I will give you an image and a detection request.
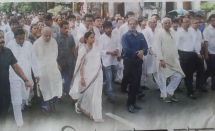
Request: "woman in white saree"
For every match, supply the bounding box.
[69,32,103,123]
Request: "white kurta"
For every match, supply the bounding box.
[33,37,62,101]
[70,45,103,122]
[156,29,185,78]
[142,27,158,74]
[7,40,41,105]
[4,31,14,46]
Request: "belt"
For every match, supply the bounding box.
[124,57,142,61]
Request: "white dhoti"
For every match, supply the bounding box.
[115,60,124,83]
[140,56,147,86]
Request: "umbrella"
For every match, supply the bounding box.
[168,9,189,16]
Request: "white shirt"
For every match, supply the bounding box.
[176,28,194,52]
[118,22,129,42]
[2,22,10,32]
[203,24,215,54]
[98,33,120,67]
[0,24,7,34]
[31,17,39,25]
[4,30,14,46]
[170,27,178,34]
[189,27,203,54]
[76,24,100,48]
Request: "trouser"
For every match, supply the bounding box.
[203,55,212,88]
[40,91,59,110]
[0,93,11,126]
[195,56,205,89]
[123,58,143,106]
[152,72,160,89]
[178,50,197,96]
[203,54,215,89]
[12,100,26,126]
[158,70,183,98]
[104,65,118,97]
[140,57,147,86]
[61,64,73,96]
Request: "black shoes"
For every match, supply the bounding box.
[133,104,142,110]
[188,94,196,99]
[127,104,142,113]
[141,86,149,90]
[137,93,145,99]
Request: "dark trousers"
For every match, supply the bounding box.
[195,56,205,89]
[123,58,143,105]
[178,50,197,96]
[203,54,215,89]
[61,64,74,96]
[0,93,11,125]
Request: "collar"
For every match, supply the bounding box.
[59,32,68,38]
[127,30,140,36]
[181,27,189,32]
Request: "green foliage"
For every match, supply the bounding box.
[47,5,69,16]
[0,2,11,13]
[16,2,45,14]
[200,3,215,13]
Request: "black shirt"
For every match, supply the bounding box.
[27,35,40,44]
[0,47,17,94]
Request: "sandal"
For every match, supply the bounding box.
[42,108,50,116]
[49,102,56,113]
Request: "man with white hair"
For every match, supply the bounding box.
[122,17,148,113]
[156,18,185,102]
[142,17,160,89]
[33,27,62,116]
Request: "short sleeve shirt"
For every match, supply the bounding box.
[55,32,76,67]
[0,47,17,94]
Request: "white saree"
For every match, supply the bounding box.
[69,44,103,123]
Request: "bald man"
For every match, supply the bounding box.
[33,27,62,116]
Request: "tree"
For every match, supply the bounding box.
[0,2,12,13]
[15,2,45,14]
[200,2,215,13]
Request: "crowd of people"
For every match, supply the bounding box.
[0,9,215,128]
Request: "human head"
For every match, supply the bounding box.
[125,12,135,20]
[84,14,94,28]
[106,12,110,17]
[180,17,190,30]
[37,21,44,31]
[56,18,62,26]
[13,27,25,45]
[38,10,45,20]
[60,21,69,36]
[52,16,56,22]
[27,15,32,25]
[208,14,215,27]
[148,17,157,29]
[116,18,123,29]
[9,18,19,30]
[114,13,121,20]
[75,14,81,23]
[2,15,8,24]
[189,12,195,19]
[44,14,53,27]
[61,13,67,21]
[172,18,179,31]
[127,17,138,32]
[41,27,52,42]
[161,18,171,31]
[67,15,76,23]
[103,21,112,36]
[191,17,200,30]
[0,30,5,48]
[94,16,102,28]
[151,14,159,21]
[138,16,147,27]
[30,24,39,35]
[17,16,24,27]
[84,32,95,44]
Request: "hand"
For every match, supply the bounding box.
[160,60,166,68]
[25,81,33,91]
[198,54,202,59]
[35,77,40,83]
[136,50,144,59]
[149,48,153,55]
[80,36,85,43]
[205,53,209,61]
[81,77,86,86]
[117,56,121,61]
[58,65,62,71]
[88,25,93,32]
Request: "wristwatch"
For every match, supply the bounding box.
[23,79,29,83]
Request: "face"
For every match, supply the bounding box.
[42,30,51,42]
[76,16,81,23]
[172,22,179,30]
[57,15,61,19]
[61,24,69,35]
[2,16,7,23]
[15,34,25,45]
[162,20,171,30]
[44,18,52,26]
[94,19,102,28]
[117,20,123,28]
[18,19,24,27]
[85,34,95,44]
[141,19,148,26]
[27,16,32,22]
[31,25,39,34]
[84,17,93,27]
[149,19,157,29]
[10,23,19,30]
[182,18,190,29]
[128,19,137,32]
[68,17,76,23]
[57,18,62,25]
[115,14,121,20]
[210,18,215,26]
[0,32,5,47]
[22,18,26,25]
[191,20,199,29]
[37,22,44,30]
[62,15,66,21]
[38,12,44,19]
[104,26,112,35]
[128,14,135,19]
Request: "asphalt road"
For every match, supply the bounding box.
[2,75,215,131]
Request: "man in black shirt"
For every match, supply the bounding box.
[0,30,32,127]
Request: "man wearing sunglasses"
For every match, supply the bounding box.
[31,10,44,25]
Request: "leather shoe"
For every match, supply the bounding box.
[133,104,142,110]
[188,94,196,99]
[141,86,149,90]
[127,105,135,113]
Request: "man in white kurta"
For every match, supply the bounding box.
[6,28,40,126]
[4,18,19,46]
[142,17,160,89]
[33,27,62,115]
[156,18,185,102]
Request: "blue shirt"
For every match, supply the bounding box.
[112,21,117,29]
[122,31,148,59]
[199,23,204,33]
